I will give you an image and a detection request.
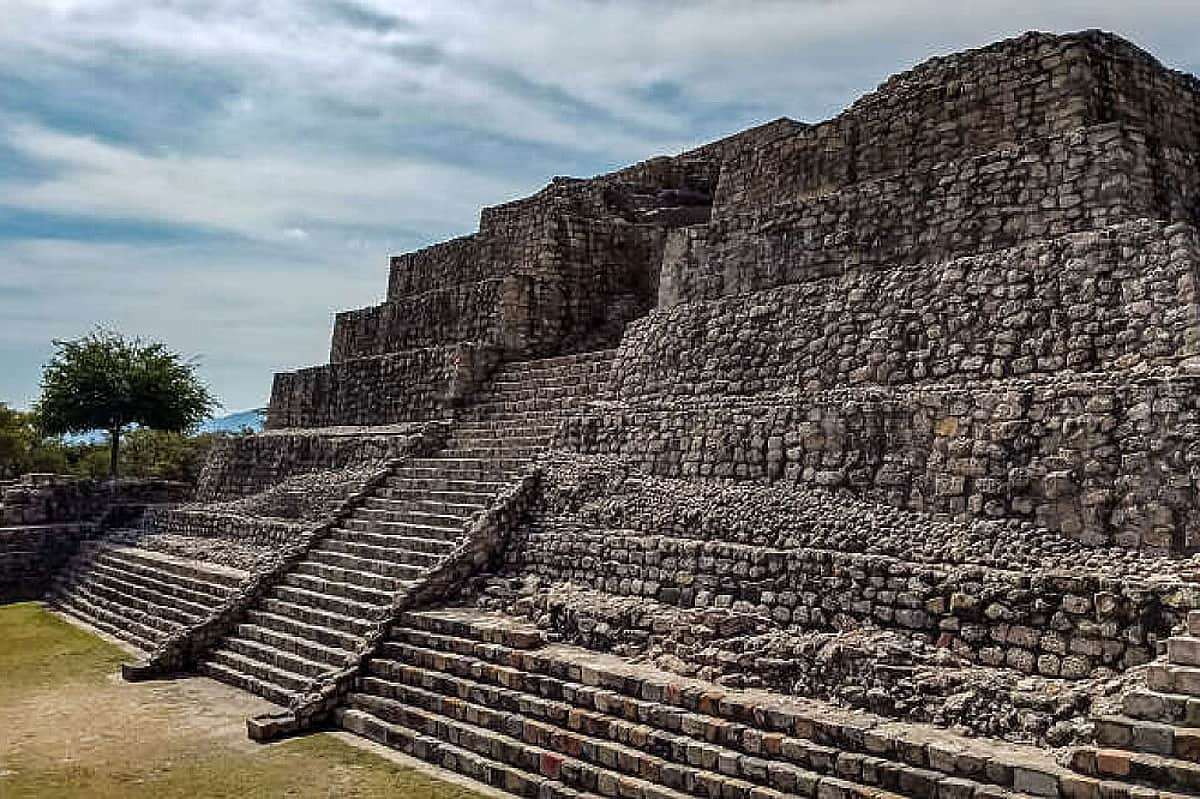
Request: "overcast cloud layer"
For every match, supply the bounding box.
[2,1,1198,413]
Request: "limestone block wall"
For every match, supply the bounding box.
[714,30,1200,217]
[661,125,1198,305]
[619,221,1200,400]
[330,279,503,362]
[195,424,430,500]
[558,376,1200,553]
[266,343,498,429]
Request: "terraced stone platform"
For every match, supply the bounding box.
[10,27,1200,799]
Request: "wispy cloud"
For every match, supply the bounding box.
[0,1,1198,411]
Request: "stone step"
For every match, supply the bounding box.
[1149,663,1200,699]
[1123,688,1200,727]
[398,459,527,479]
[472,384,604,403]
[71,563,216,622]
[342,517,467,541]
[52,590,161,652]
[384,611,1069,797]
[1169,637,1200,668]
[1188,611,1200,637]
[443,446,544,460]
[1094,715,1200,762]
[198,660,293,708]
[1071,746,1200,794]
[280,572,399,607]
[355,507,475,528]
[306,547,437,579]
[271,583,388,621]
[494,350,616,373]
[375,486,503,506]
[320,533,456,563]
[245,609,362,652]
[396,609,544,650]
[351,671,971,799]
[224,633,345,678]
[336,707,603,799]
[363,496,488,515]
[258,597,376,637]
[463,397,598,417]
[84,545,246,596]
[382,476,512,494]
[77,541,246,589]
[84,559,228,612]
[293,560,412,592]
[53,570,204,629]
[207,645,315,692]
[51,576,182,638]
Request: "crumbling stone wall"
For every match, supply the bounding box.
[267,344,497,429]
[661,126,1198,304]
[0,523,93,602]
[198,426,430,500]
[714,30,1200,217]
[559,375,1200,552]
[0,474,190,526]
[623,221,1200,399]
[330,280,503,362]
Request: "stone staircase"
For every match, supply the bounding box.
[339,608,1073,799]
[1070,610,1200,795]
[198,349,616,707]
[48,540,247,654]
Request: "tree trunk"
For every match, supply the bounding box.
[109,428,120,479]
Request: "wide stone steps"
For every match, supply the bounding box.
[363,496,487,515]
[342,517,466,540]
[244,608,363,652]
[280,571,398,607]
[199,660,294,707]
[355,507,473,528]
[292,560,412,592]
[49,542,246,653]
[344,609,1066,799]
[337,707,611,799]
[1069,746,1200,794]
[53,589,163,653]
[378,482,509,502]
[306,546,438,578]
[320,533,455,563]
[257,597,376,638]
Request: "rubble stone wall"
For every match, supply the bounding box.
[330,279,503,362]
[714,30,1200,217]
[0,523,93,602]
[508,523,1182,677]
[622,221,1200,400]
[196,425,429,500]
[662,125,1198,305]
[558,376,1200,552]
[266,344,498,429]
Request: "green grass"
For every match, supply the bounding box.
[0,601,131,700]
[0,602,490,799]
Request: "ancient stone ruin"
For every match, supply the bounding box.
[7,28,1200,799]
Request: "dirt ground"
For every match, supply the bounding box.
[0,602,492,798]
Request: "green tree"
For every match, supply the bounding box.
[33,330,219,478]
[0,403,69,479]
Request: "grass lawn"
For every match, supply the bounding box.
[0,602,492,798]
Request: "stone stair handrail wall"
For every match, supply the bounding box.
[246,466,541,741]
[122,423,447,680]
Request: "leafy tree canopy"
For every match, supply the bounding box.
[33,329,219,477]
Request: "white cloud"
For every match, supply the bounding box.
[1,0,1199,412]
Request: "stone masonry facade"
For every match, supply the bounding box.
[19,29,1200,799]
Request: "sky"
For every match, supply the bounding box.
[1,1,1198,414]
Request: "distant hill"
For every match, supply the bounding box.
[62,408,266,445]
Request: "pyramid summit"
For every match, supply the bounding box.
[9,29,1200,798]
